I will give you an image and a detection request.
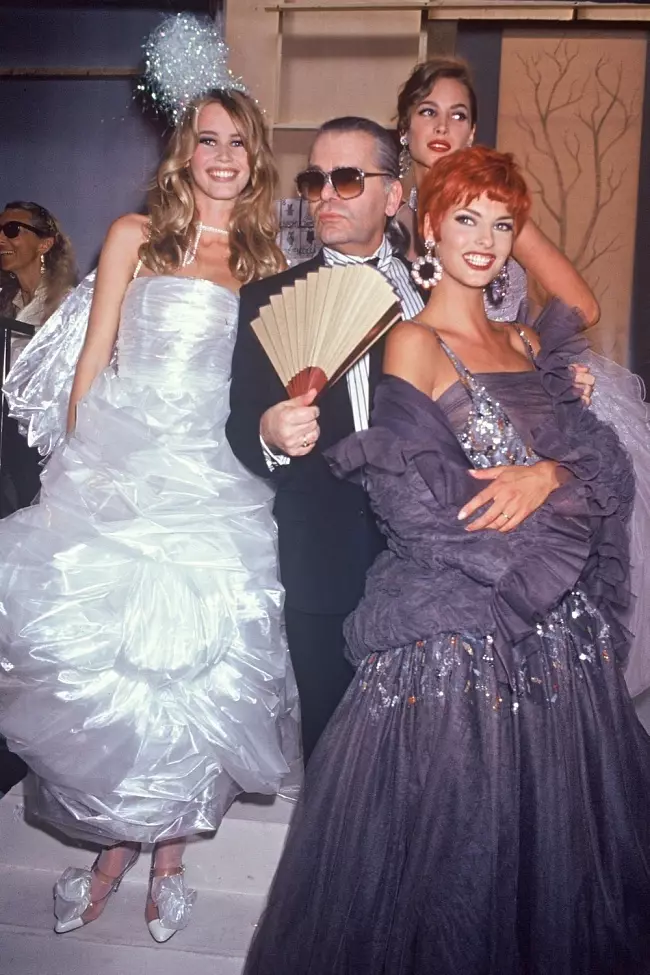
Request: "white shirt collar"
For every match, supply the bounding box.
[322,235,394,270]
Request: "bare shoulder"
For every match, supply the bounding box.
[105,212,149,247]
[85,215,147,302]
[96,214,149,279]
[386,318,438,345]
[384,320,444,394]
[386,319,439,354]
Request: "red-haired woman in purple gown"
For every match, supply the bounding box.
[244,147,650,975]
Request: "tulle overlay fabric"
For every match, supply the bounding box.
[244,300,650,975]
[520,303,650,697]
[246,604,650,975]
[4,270,97,456]
[577,350,650,698]
[0,276,299,843]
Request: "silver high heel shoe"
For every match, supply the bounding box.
[145,864,196,943]
[53,848,140,934]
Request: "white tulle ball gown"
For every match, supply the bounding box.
[0,275,299,844]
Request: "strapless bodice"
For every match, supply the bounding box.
[0,272,300,847]
[116,276,239,396]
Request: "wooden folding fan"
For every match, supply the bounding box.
[251,264,402,397]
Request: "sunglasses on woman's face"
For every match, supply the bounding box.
[0,220,46,239]
[295,166,393,202]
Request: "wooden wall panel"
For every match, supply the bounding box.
[497,29,646,364]
[226,0,422,195]
[225,0,280,117]
[278,10,420,126]
[631,37,650,387]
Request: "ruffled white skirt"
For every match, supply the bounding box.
[0,368,300,843]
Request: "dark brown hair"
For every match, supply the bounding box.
[397,57,478,135]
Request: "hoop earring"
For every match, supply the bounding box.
[486,261,509,307]
[39,253,46,276]
[411,238,443,290]
[399,133,411,179]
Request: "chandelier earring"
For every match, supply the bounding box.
[410,238,443,290]
[39,253,46,276]
[486,261,509,307]
[399,133,411,179]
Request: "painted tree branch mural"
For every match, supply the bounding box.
[515,42,636,294]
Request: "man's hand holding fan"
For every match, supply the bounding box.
[254,264,402,457]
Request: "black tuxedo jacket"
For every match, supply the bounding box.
[227,251,409,616]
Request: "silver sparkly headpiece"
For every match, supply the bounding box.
[138,13,247,125]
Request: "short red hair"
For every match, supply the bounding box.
[417,145,531,240]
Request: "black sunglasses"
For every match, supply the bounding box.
[295,167,394,202]
[0,220,48,240]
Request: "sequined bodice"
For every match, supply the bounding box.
[116,276,239,403]
[434,331,540,469]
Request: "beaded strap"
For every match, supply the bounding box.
[512,324,536,364]
[410,318,478,393]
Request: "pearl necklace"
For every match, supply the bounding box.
[183,221,229,266]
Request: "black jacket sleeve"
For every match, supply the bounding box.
[226,279,289,481]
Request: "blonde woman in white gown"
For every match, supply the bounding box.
[0,86,298,942]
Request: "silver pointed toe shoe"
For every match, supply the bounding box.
[145,864,196,944]
[54,848,139,934]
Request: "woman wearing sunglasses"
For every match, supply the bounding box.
[0,204,77,516]
[0,201,77,353]
[0,203,76,797]
[396,57,599,326]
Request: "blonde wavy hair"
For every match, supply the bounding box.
[141,90,285,283]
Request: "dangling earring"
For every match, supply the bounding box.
[399,133,411,179]
[39,253,46,276]
[411,238,443,290]
[486,261,509,307]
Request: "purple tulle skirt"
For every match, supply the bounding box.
[244,591,650,975]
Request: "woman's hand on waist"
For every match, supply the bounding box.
[458,460,566,533]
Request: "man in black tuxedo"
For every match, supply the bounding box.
[226,117,425,761]
[227,116,596,761]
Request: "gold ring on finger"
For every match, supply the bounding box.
[500,511,511,521]
[302,438,309,448]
